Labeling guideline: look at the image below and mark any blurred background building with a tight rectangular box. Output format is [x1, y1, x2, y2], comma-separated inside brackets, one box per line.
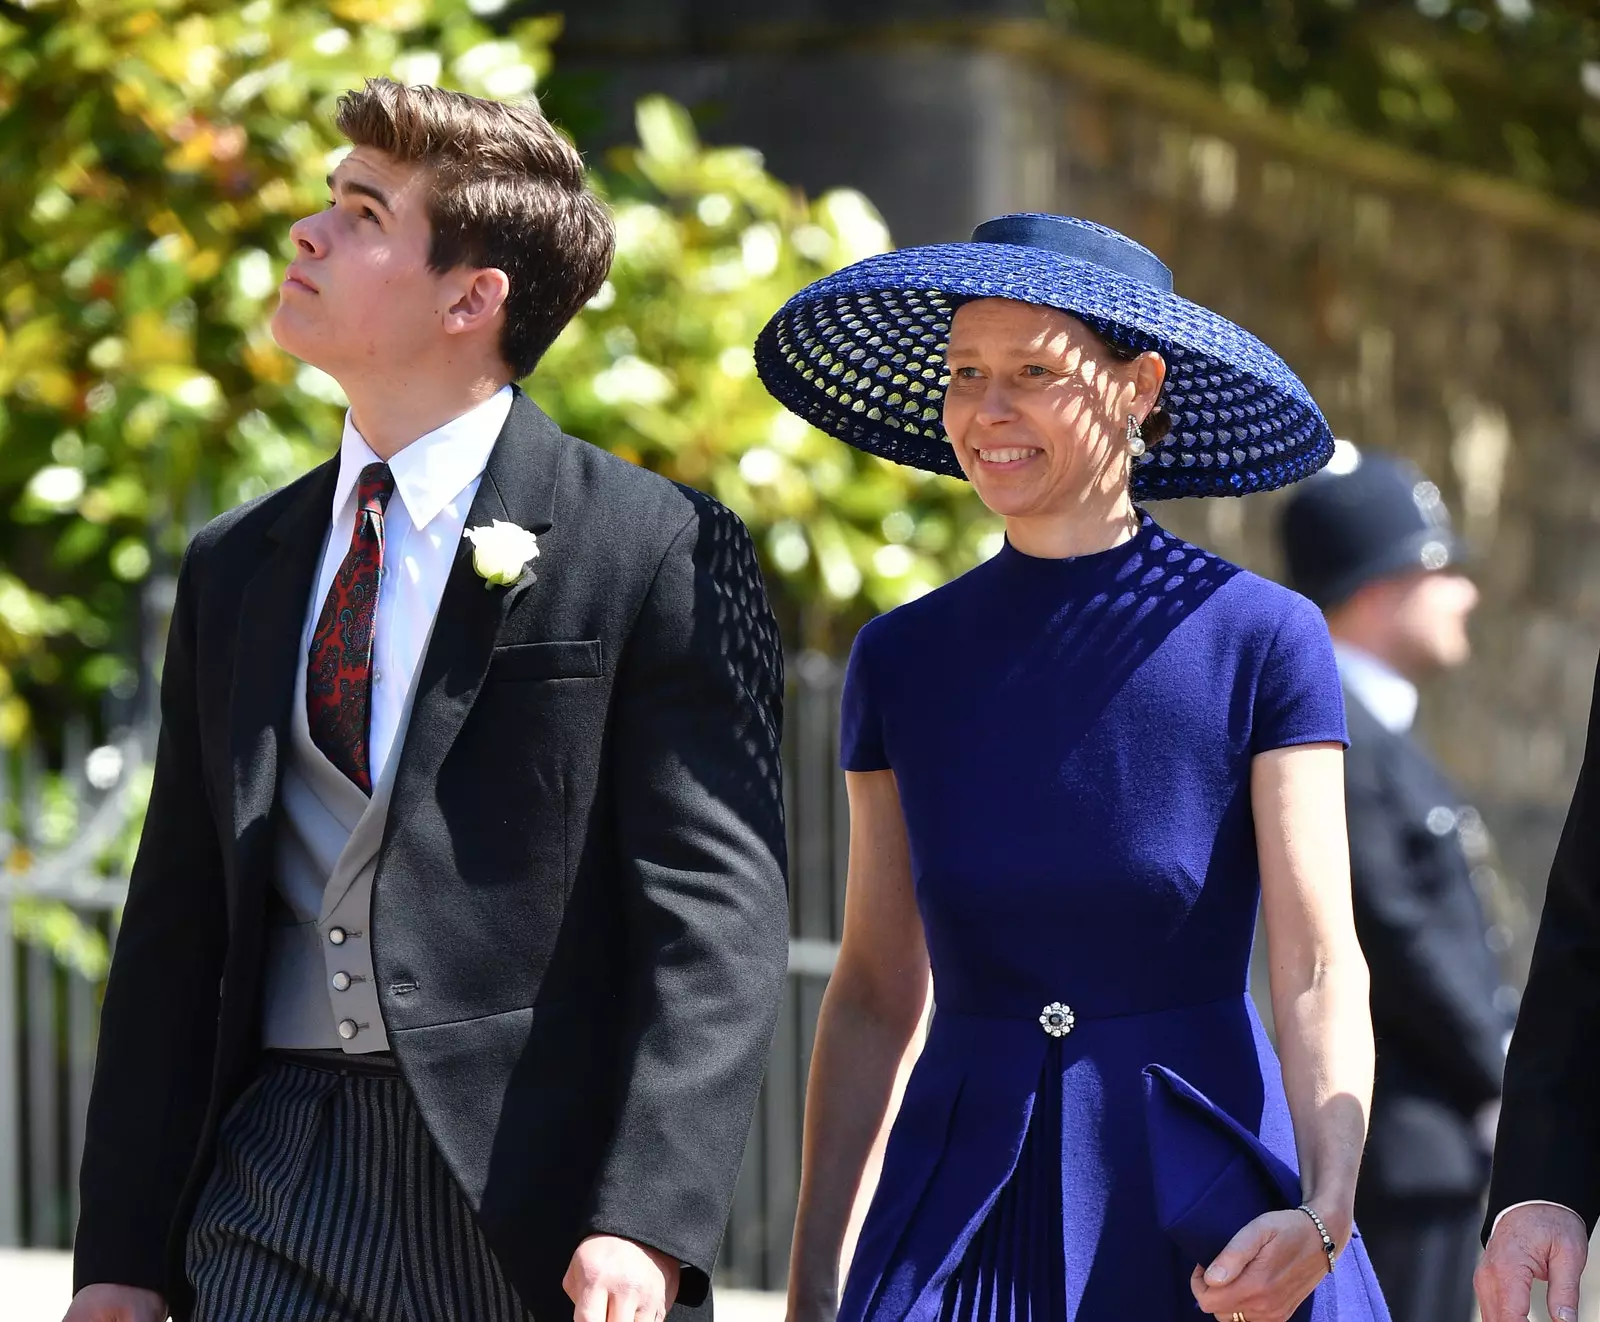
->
[4, 0, 1600, 1307]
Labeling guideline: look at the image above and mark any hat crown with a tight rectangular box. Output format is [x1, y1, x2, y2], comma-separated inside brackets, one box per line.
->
[972, 213, 1174, 293]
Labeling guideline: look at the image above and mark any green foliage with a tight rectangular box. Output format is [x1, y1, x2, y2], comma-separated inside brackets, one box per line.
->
[1052, 0, 1600, 206]
[0, 0, 990, 756]
[11, 896, 111, 979]
[0, 1, 993, 972]
[0, 0, 563, 744]
[531, 97, 992, 649]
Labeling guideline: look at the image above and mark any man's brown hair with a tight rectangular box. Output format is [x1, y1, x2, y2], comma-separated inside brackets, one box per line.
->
[335, 78, 614, 378]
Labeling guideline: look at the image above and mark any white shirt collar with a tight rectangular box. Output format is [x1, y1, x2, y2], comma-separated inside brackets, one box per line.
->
[1333, 641, 1419, 735]
[332, 385, 514, 531]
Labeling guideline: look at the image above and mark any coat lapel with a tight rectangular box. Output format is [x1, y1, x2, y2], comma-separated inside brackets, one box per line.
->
[389, 389, 566, 805]
[229, 460, 338, 914]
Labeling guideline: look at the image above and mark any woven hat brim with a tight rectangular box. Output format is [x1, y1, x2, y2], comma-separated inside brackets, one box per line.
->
[755, 242, 1334, 500]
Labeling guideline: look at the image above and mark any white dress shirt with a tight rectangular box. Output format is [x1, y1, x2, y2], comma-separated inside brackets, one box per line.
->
[1332, 641, 1419, 735]
[302, 385, 513, 785]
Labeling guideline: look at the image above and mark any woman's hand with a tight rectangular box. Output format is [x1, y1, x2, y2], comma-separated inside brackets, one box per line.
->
[1189, 1208, 1331, 1322]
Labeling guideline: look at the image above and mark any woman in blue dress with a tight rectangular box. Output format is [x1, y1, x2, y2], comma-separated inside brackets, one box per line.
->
[754, 216, 1392, 1322]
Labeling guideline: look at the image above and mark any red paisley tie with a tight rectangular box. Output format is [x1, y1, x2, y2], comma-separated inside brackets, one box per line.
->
[306, 462, 394, 793]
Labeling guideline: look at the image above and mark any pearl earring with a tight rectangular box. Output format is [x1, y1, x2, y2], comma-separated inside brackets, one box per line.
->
[1126, 413, 1146, 457]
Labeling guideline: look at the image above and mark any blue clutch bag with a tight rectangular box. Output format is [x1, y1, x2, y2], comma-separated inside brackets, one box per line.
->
[1141, 1063, 1302, 1268]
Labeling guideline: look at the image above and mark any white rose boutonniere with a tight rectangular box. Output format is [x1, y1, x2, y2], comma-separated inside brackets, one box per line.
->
[465, 520, 539, 589]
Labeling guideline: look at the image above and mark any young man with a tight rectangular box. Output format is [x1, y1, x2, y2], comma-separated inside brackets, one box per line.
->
[66, 79, 790, 1322]
[1280, 445, 1512, 1322]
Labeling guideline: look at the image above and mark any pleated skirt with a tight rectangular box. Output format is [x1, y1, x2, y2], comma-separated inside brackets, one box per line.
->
[937, 1049, 1066, 1322]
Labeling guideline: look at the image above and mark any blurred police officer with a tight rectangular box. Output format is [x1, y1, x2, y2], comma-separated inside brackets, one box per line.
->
[1281, 443, 1515, 1322]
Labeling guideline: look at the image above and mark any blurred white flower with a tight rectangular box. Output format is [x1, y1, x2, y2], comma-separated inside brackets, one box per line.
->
[27, 465, 85, 509]
[819, 190, 890, 263]
[741, 223, 781, 278]
[697, 194, 734, 227]
[821, 555, 863, 601]
[592, 356, 675, 406]
[172, 373, 223, 412]
[769, 410, 810, 452]
[768, 523, 810, 573]
[613, 203, 678, 266]
[483, 63, 537, 98]
[84, 745, 125, 791]
[234, 248, 277, 301]
[392, 51, 443, 87]
[873, 544, 914, 578]
[791, 224, 833, 263]
[739, 448, 782, 485]
[719, 346, 755, 378]
[296, 364, 349, 405]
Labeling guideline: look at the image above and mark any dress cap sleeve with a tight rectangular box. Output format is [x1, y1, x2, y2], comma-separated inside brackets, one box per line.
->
[840, 620, 891, 772]
[1252, 592, 1350, 754]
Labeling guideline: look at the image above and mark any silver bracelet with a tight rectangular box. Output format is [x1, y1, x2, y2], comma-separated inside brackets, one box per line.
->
[1296, 1203, 1338, 1274]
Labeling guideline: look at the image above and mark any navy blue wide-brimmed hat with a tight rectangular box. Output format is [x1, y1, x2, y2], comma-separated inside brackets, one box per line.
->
[755, 213, 1335, 500]
[1280, 443, 1470, 610]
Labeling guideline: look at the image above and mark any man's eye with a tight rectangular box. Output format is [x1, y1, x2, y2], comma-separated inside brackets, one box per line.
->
[1023, 365, 1049, 377]
[954, 366, 981, 379]
[360, 207, 379, 222]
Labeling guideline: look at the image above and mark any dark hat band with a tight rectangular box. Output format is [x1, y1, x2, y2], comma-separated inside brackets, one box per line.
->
[1299, 529, 1471, 611]
[972, 214, 1175, 292]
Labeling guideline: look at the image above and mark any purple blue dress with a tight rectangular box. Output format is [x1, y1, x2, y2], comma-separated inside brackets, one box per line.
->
[836, 515, 1391, 1322]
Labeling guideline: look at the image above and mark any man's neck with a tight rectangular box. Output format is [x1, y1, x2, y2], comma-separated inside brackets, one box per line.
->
[342, 371, 514, 461]
[1330, 636, 1421, 735]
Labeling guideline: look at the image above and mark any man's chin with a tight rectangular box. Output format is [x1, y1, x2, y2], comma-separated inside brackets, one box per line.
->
[269, 313, 336, 377]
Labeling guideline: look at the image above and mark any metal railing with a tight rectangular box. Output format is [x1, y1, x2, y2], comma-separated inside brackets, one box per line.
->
[721, 651, 848, 1290]
[0, 728, 139, 1249]
[0, 640, 849, 1294]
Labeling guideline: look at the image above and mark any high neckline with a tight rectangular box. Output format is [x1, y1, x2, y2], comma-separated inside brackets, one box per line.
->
[994, 511, 1160, 574]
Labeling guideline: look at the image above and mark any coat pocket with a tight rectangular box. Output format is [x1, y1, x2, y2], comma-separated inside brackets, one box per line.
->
[489, 639, 603, 681]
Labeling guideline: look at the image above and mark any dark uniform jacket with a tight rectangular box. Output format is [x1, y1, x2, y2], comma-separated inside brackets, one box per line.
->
[1486, 652, 1600, 1234]
[72, 391, 792, 1320]
[1344, 689, 1509, 1200]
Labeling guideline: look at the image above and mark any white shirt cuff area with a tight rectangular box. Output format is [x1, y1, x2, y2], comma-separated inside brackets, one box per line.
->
[1492, 1200, 1584, 1235]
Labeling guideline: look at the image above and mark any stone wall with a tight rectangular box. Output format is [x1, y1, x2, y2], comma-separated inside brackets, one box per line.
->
[1048, 69, 1600, 961]
[556, 5, 1600, 964]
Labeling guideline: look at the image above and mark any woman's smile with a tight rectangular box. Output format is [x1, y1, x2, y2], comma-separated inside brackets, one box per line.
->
[975, 445, 1042, 468]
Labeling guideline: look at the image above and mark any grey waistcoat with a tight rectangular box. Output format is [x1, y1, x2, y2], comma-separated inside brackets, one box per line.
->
[259, 647, 422, 1053]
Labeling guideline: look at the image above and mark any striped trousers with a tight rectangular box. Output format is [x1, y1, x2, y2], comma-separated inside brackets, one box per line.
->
[186, 1056, 532, 1321]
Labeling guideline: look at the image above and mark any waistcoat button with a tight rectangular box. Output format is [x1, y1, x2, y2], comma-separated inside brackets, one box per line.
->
[329, 927, 347, 946]
[331, 971, 352, 992]
[337, 1019, 359, 1040]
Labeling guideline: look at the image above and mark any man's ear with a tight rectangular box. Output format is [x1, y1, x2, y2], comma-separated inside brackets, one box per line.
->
[442, 267, 511, 337]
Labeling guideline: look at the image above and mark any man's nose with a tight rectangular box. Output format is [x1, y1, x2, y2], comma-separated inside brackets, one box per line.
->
[287, 211, 327, 256]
